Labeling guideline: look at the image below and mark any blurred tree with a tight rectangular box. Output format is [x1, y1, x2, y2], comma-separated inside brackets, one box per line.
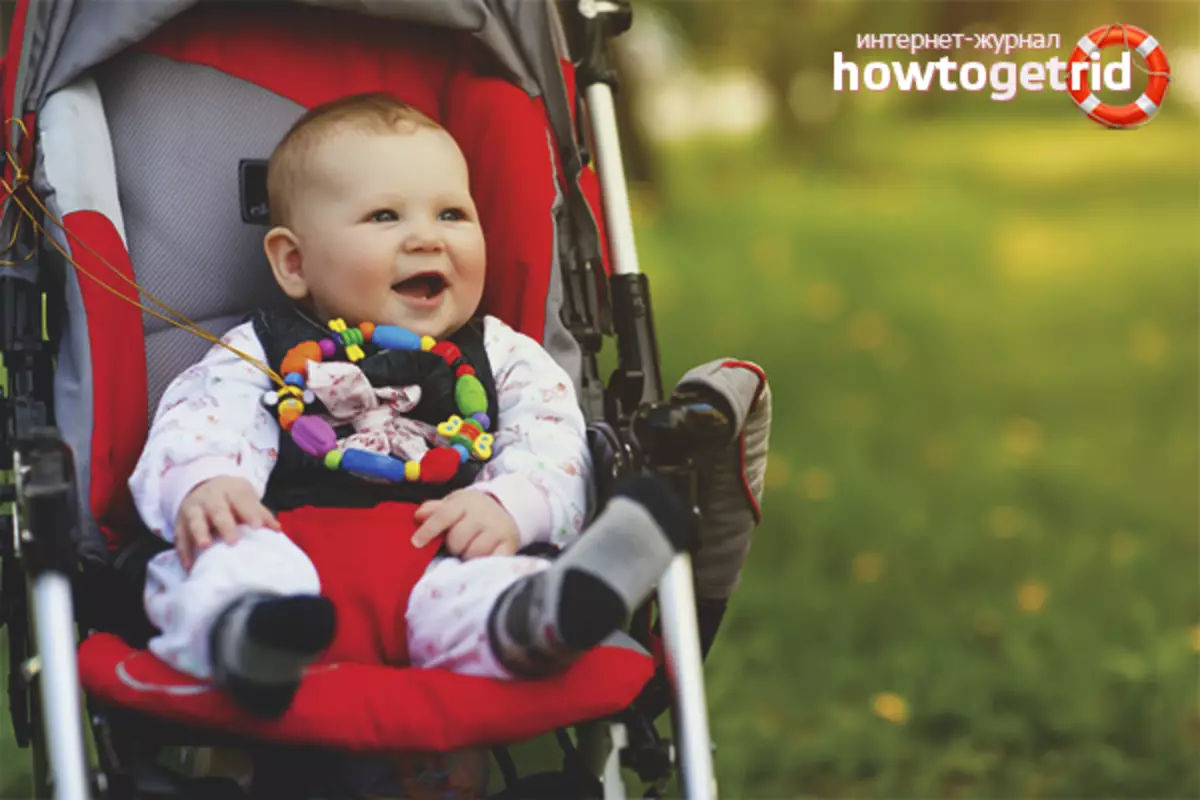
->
[610, 36, 658, 190]
[646, 0, 881, 157]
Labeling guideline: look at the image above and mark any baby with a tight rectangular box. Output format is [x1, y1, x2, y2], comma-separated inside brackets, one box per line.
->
[130, 92, 687, 717]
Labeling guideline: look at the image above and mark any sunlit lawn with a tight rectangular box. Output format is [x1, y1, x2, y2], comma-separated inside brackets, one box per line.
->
[642, 114, 1198, 798]
[2, 114, 1198, 798]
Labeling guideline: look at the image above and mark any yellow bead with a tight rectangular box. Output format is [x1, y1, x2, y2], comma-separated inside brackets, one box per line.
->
[324, 450, 343, 469]
[437, 415, 463, 437]
[346, 344, 365, 362]
[420, 336, 436, 351]
[473, 433, 494, 460]
[278, 397, 304, 414]
[281, 385, 304, 399]
[405, 460, 421, 481]
[329, 318, 347, 332]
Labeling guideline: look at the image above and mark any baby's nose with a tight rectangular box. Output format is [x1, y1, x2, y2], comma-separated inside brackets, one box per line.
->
[403, 224, 443, 253]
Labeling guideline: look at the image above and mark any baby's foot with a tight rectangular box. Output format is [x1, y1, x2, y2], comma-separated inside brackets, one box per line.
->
[488, 475, 692, 676]
[210, 593, 336, 717]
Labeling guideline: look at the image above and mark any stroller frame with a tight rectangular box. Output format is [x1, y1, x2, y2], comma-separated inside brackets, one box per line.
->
[1, 2, 733, 797]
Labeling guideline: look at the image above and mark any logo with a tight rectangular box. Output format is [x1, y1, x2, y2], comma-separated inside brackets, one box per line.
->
[836, 26, 1173, 129]
[238, 159, 271, 225]
[1068, 24, 1171, 128]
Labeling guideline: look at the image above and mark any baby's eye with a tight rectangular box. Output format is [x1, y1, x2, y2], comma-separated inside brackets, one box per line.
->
[438, 208, 467, 222]
[369, 209, 398, 223]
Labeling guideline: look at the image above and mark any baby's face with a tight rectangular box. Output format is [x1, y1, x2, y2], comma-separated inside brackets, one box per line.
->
[284, 127, 486, 339]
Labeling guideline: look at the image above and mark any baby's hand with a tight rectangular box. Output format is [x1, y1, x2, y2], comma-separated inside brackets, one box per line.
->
[174, 476, 281, 571]
[411, 490, 520, 560]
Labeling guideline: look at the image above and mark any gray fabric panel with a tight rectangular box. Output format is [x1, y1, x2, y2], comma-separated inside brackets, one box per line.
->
[24, 0, 83, 104]
[674, 360, 772, 600]
[675, 360, 767, 440]
[43, 0, 196, 101]
[540, 131, 585, 404]
[91, 52, 298, 413]
[39, 0, 542, 100]
[144, 314, 255, 419]
[46, 193, 108, 563]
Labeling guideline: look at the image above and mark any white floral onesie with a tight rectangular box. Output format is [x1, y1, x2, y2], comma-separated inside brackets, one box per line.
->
[130, 314, 590, 680]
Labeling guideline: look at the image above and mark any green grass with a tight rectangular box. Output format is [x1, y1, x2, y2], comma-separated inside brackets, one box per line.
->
[639, 115, 1199, 798]
[2, 114, 1198, 797]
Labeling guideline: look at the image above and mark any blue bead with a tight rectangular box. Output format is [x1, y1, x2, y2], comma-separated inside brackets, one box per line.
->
[340, 448, 407, 482]
[471, 412, 490, 430]
[284, 373, 306, 388]
[452, 443, 470, 463]
[372, 325, 423, 351]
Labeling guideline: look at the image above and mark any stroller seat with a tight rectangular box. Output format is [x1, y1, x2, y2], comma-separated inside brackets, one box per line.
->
[3, 2, 773, 796]
[41, 2, 648, 757]
[80, 631, 652, 753]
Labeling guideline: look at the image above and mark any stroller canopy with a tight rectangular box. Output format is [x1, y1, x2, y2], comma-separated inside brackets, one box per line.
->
[1, 0, 596, 279]
[9, 0, 561, 109]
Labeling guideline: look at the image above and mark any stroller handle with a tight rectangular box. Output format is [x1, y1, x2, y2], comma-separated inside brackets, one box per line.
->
[630, 389, 736, 468]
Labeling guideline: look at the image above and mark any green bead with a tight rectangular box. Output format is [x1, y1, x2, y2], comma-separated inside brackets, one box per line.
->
[449, 432, 474, 450]
[455, 374, 487, 416]
[324, 450, 343, 470]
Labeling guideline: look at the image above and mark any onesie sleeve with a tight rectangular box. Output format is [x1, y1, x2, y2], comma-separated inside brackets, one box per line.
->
[466, 316, 591, 548]
[128, 322, 280, 543]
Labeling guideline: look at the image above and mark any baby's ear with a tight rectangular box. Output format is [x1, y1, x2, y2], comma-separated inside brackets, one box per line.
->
[264, 227, 308, 300]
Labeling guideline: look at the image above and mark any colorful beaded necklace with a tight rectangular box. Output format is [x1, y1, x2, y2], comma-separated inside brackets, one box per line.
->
[261, 318, 494, 485]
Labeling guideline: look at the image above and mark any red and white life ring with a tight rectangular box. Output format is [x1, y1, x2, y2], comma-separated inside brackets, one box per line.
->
[1068, 24, 1171, 128]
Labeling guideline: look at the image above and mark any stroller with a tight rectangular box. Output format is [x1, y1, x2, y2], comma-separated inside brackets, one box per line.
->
[0, 1, 772, 797]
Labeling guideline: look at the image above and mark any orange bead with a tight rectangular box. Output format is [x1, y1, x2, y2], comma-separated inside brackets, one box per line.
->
[459, 420, 482, 441]
[279, 407, 303, 430]
[358, 321, 376, 340]
[281, 341, 322, 377]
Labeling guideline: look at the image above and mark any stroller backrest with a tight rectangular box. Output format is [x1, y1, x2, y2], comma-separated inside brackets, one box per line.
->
[34, 4, 602, 553]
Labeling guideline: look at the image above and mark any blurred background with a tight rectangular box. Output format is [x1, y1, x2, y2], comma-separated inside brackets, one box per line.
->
[2, 0, 1198, 797]
[609, 0, 1199, 797]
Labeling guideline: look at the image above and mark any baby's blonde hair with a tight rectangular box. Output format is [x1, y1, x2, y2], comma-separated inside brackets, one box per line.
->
[266, 92, 443, 227]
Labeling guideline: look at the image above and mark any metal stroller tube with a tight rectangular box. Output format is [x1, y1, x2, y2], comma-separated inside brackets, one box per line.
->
[14, 438, 92, 800]
[585, 80, 641, 278]
[586, 64, 719, 799]
[656, 556, 718, 799]
[30, 573, 90, 800]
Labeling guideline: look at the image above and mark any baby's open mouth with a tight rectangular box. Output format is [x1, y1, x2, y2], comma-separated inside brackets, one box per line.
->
[391, 272, 447, 300]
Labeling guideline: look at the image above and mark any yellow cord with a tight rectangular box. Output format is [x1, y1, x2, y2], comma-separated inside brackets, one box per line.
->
[1, 117, 285, 388]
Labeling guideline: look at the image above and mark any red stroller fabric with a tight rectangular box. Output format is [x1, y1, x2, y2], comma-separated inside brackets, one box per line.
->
[81, 505, 653, 750]
[79, 635, 651, 752]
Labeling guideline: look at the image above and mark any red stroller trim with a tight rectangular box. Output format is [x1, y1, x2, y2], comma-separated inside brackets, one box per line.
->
[79, 633, 652, 752]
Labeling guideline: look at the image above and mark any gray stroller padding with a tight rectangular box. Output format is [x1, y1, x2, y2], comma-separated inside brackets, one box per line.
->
[673, 359, 771, 600]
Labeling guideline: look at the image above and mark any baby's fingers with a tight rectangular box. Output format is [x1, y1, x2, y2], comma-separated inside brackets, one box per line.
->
[488, 537, 518, 558]
[457, 527, 494, 560]
[179, 508, 212, 571]
[206, 501, 240, 544]
[175, 533, 194, 573]
[233, 494, 280, 532]
[411, 502, 464, 548]
[413, 500, 439, 522]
